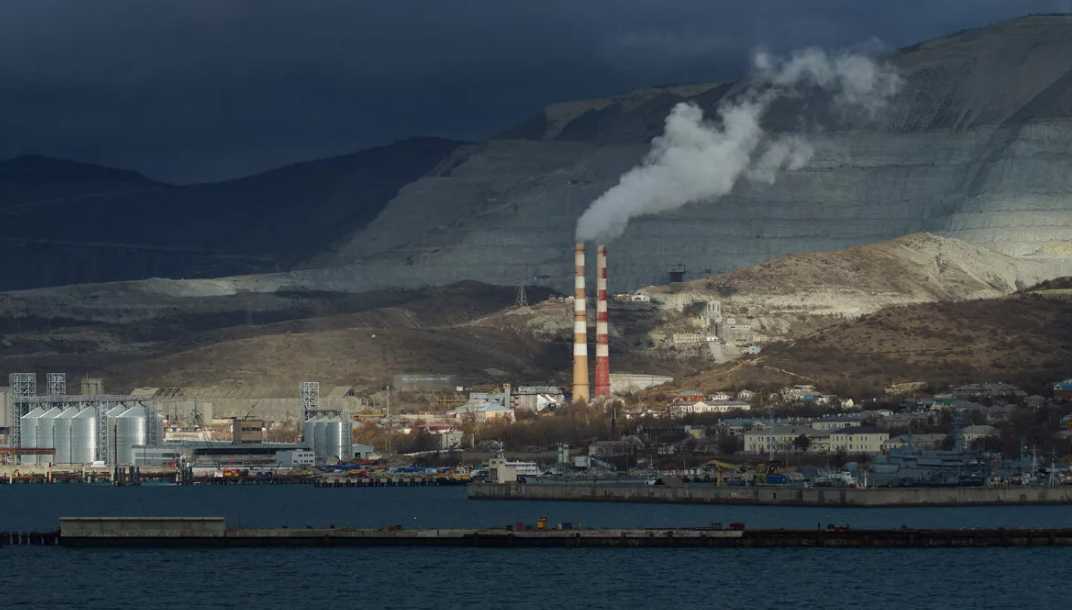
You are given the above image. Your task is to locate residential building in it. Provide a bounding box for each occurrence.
[932,394,955,408]
[810,416,863,431]
[718,418,768,437]
[744,425,827,454]
[673,391,705,404]
[883,433,948,450]
[960,424,998,445]
[1054,379,1072,399]
[829,426,889,454]
[677,401,751,415]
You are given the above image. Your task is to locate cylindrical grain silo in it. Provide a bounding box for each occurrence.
[104,405,128,465]
[322,415,349,465]
[18,407,45,465]
[36,407,64,466]
[303,415,319,454]
[70,408,98,464]
[53,407,79,464]
[314,416,330,462]
[115,406,147,465]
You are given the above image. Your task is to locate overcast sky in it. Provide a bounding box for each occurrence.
[1,0,1068,183]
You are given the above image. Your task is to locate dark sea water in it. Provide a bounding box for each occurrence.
[2,485,1071,609]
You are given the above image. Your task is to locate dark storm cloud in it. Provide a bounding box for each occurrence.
[0,0,1067,183]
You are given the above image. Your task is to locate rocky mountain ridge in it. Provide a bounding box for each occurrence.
[648,232,1072,337]
[314,15,1072,294]
[5,17,1072,297]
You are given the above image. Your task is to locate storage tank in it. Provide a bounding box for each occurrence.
[321,416,343,464]
[70,408,98,464]
[53,407,79,464]
[104,405,128,464]
[314,416,330,462]
[320,416,353,464]
[303,415,319,453]
[18,407,45,465]
[115,406,147,465]
[36,407,64,465]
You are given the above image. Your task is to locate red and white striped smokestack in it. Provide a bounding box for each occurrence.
[594,244,610,397]
[572,242,590,403]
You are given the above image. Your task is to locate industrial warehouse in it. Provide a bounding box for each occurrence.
[1,373,355,478]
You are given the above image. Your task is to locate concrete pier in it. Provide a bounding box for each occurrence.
[37,518,1072,548]
[468,482,1072,507]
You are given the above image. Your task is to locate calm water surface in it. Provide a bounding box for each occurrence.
[2,486,1070,609]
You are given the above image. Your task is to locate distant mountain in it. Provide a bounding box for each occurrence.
[307,15,1072,295]
[0,138,463,290]
[0,155,163,210]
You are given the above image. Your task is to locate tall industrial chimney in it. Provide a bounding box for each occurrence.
[594,244,610,397]
[572,242,590,403]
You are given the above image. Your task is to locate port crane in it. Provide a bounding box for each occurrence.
[705,459,787,486]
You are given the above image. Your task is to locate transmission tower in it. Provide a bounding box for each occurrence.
[515,266,529,307]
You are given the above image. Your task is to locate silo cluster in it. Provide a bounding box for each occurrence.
[303,413,352,465]
[18,404,162,465]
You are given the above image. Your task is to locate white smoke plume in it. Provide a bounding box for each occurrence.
[575,46,902,243]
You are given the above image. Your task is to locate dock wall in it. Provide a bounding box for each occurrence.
[468,483,1072,507]
[60,517,225,543]
[42,521,1072,548]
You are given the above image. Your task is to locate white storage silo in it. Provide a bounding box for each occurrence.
[321,416,352,464]
[53,407,79,464]
[115,406,147,465]
[19,407,45,465]
[303,416,319,454]
[314,416,330,461]
[104,405,127,464]
[70,408,98,464]
[36,407,64,465]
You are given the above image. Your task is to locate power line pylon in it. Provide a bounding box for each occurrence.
[516,266,529,307]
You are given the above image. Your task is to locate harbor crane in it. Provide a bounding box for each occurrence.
[705,459,787,486]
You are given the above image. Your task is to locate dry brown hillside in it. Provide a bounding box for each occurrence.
[0,282,570,392]
[673,293,1072,398]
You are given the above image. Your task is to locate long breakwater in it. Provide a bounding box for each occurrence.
[6,518,1072,548]
[468,482,1072,507]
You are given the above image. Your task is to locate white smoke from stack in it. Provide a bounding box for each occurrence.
[575,46,902,243]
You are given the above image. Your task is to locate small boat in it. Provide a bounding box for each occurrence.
[813,469,857,487]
